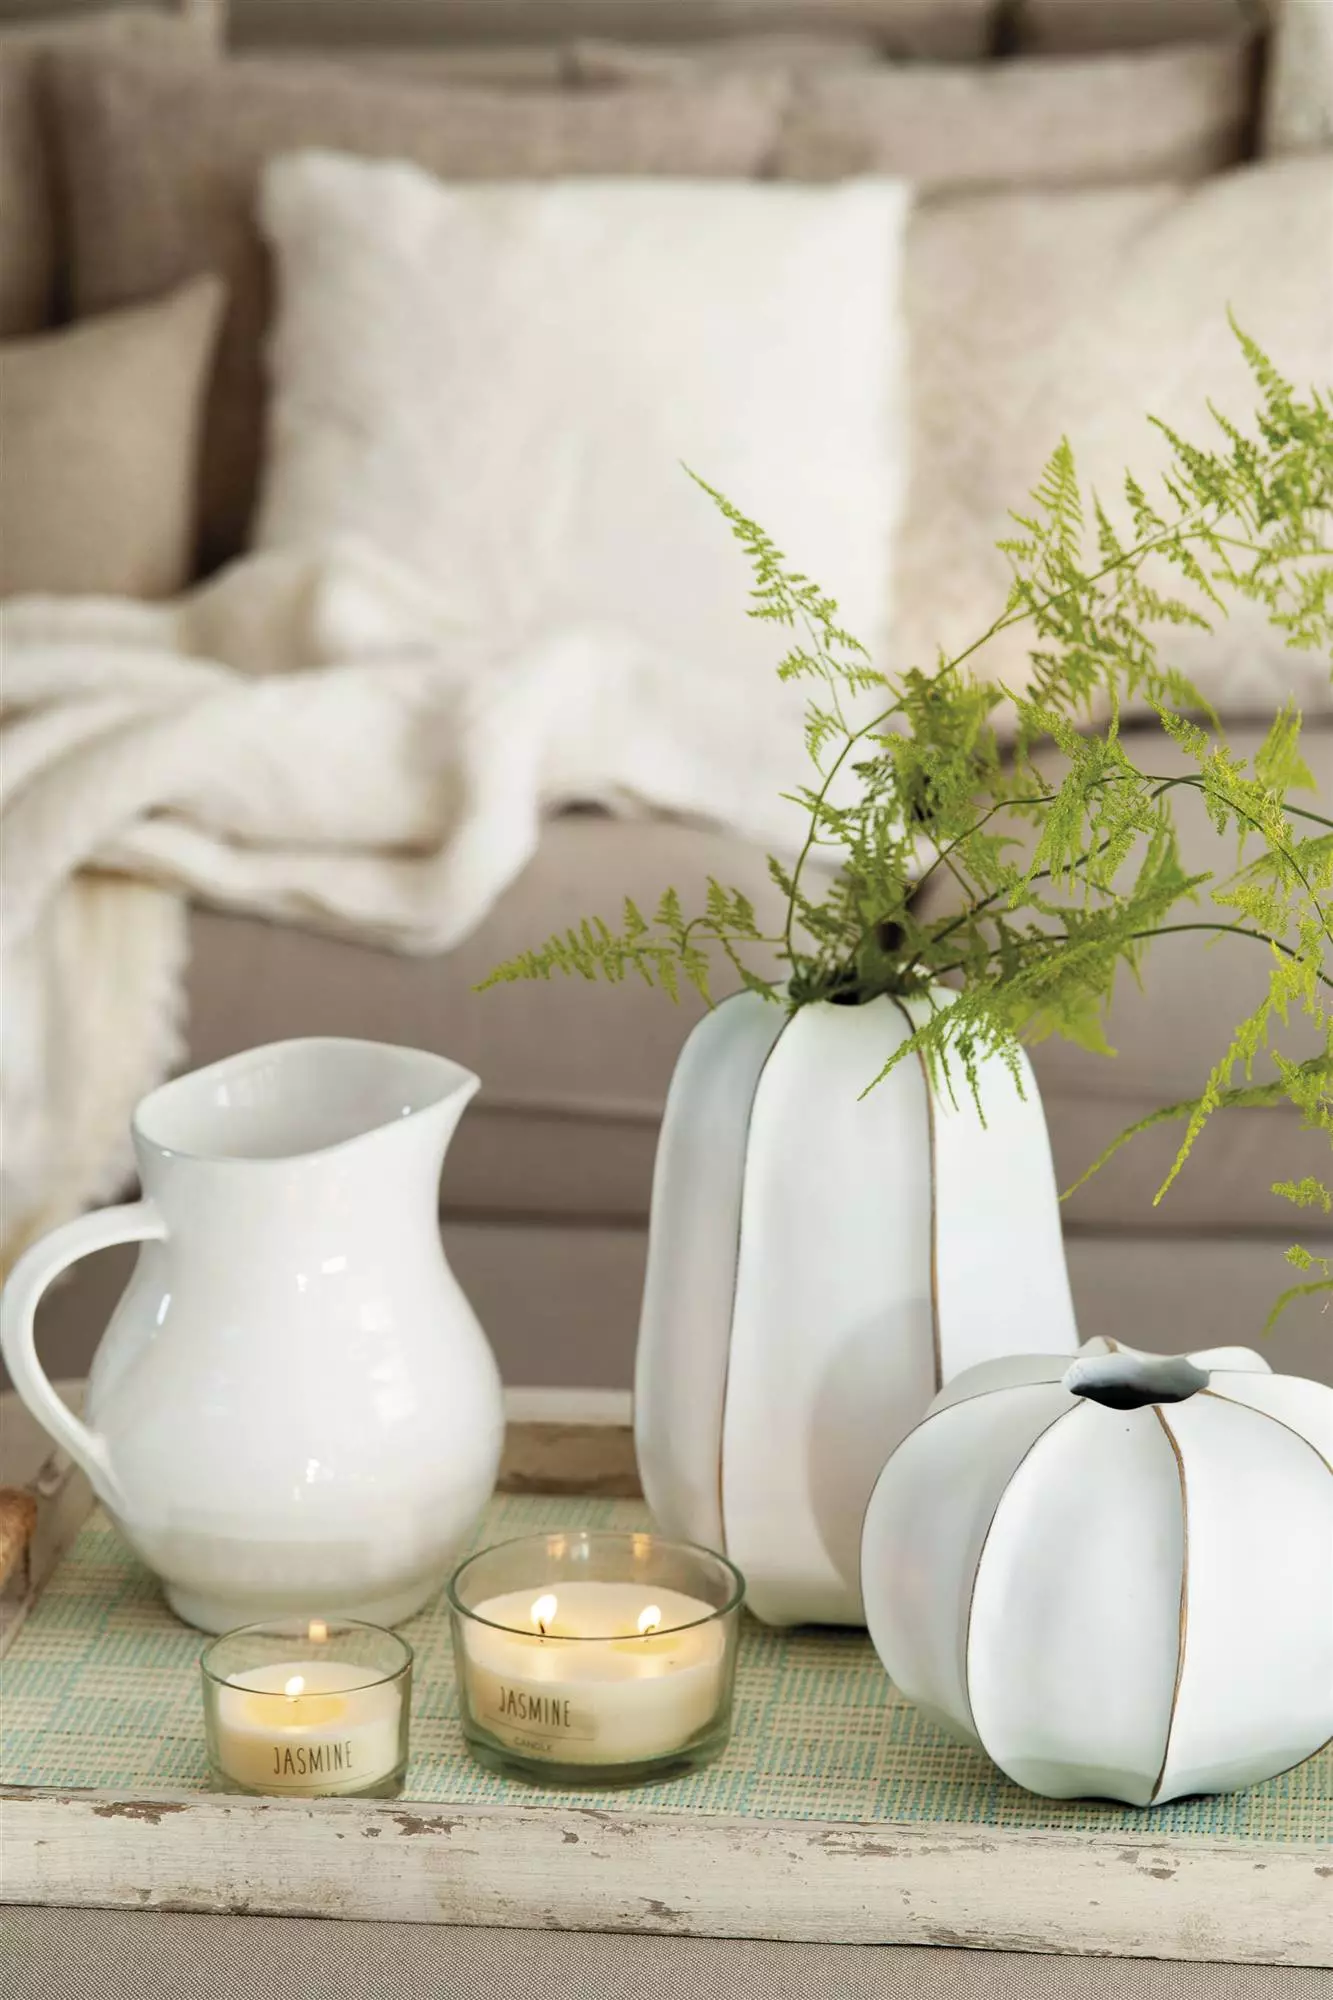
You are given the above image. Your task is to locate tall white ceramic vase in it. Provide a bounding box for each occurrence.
[635,992,1078,1626]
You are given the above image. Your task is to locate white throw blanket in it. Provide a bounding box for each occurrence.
[1,538,811,1265]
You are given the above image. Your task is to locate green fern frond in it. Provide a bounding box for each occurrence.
[487,329,1333,1335]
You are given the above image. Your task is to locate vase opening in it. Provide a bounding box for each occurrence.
[1062,1351,1210,1412]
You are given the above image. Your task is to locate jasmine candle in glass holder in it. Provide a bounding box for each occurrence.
[448,1530,743,1784]
[200,1618,411,1797]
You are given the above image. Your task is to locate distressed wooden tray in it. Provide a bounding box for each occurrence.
[1,1383,1329,1966]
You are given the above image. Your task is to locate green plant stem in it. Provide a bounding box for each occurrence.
[929,920,1333,990]
[918,770,1332,960]
[788,471,1302,956]
[1060,1061,1333,1200]
[779,700,903,962]
[1212,536,1333,559]
[1127,921,1332,973]
[1263,1279,1333,1334]
[918,775,1194,948]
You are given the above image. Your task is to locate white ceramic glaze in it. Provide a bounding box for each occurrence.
[862,1338,1333,1804]
[635,992,1078,1626]
[0,1039,504,1631]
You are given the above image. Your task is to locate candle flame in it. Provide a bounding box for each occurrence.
[284,1675,305,1701]
[637,1604,662,1637]
[307,1619,328,1645]
[531,1592,558,1636]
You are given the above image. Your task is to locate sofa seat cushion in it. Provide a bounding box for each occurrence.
[910,721,1333,1236]
[185,813,791,1222]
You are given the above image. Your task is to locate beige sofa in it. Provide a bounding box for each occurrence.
[10,0,1332,1390]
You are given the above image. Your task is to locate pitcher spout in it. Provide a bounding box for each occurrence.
[133,1038,479,1167]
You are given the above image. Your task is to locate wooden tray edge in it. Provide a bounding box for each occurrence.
[1,1785,1328,1965]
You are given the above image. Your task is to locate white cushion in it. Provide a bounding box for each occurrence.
[256,157,908,713]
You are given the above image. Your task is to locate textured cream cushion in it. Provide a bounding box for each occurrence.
[257,155,907,717]
[0,277,223,599]
[49,45,788,573]
[0,10,213,338]
[775,39,1253,187]
[896,156,1333,713]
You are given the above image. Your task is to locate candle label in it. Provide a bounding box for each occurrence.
[485,1684,597,1753]
[269,1740,358,1780]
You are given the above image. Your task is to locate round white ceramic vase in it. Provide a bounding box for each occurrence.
[635,991,1079,1626]
[862,1339,1333,1804]
[0,1039,505,1632]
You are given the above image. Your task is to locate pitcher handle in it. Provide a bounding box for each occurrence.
[1,1200,166,1505]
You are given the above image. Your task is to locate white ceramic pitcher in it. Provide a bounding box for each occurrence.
[0,1039,504,1631]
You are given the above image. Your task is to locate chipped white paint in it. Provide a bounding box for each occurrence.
[1,1787,1329,1964]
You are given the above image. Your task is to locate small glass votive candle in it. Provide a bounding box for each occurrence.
[447,1530,744,1785]
[200,1617,412,1798]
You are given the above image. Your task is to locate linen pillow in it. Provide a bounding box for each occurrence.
[895,155,1333,715]
[49,45,788,574]
[257,155,906,717]
[775,40,1254,188]
[0,276,223,599]
[0,10,214,337]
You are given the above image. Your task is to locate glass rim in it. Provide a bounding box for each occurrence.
[199,1616,414,1694]
[446,1529,745,1641]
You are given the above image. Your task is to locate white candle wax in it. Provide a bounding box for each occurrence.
[462,1582,725,1766]
[213,1660,403,1795]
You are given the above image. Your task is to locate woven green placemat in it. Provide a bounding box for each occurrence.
[3,1495,1328,1837]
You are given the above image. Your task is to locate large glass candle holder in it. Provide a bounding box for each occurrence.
[448,1531,744,1785]
[201,1618,412,1797]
